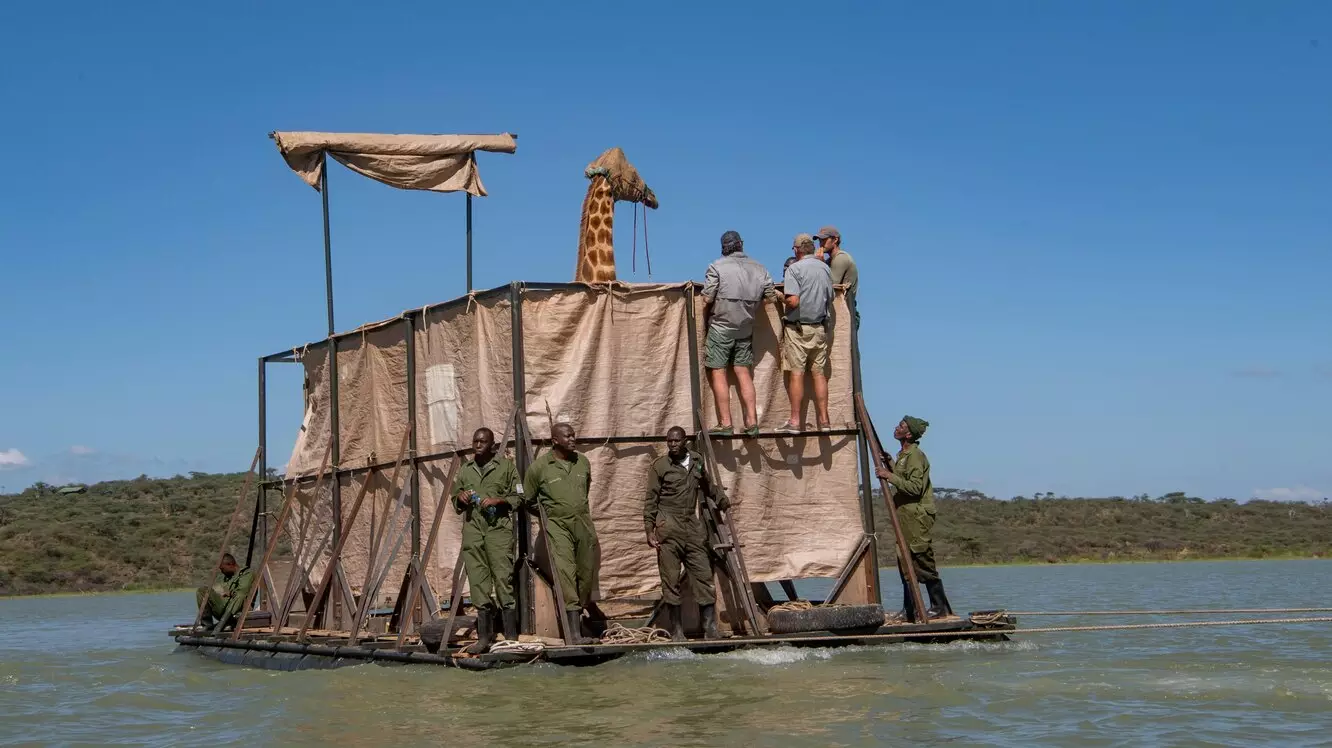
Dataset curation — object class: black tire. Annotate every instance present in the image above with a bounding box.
[766,604,884,635]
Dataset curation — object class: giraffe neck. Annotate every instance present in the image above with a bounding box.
[575,176,617,283]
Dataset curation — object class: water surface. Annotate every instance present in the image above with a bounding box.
[3,560,1330,746]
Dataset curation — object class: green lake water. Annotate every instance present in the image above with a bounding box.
[2,560,1330,746]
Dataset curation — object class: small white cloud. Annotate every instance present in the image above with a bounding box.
[0,448,31,470]
[69,445,96,455]
[1252,486,1326,502]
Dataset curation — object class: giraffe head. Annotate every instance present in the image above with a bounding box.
[576,147,658,283]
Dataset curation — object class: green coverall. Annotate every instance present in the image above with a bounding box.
[644,450,723,606]
[195,566,255,628]
[886,443,939,584]
[455,455,521,610]
[524,450,599,611]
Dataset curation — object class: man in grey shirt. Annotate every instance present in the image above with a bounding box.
[702,230,779,437]
[778,233,833,433]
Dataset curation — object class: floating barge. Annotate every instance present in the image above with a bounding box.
[172,131,1014,671]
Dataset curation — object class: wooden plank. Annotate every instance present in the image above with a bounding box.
[779,580,800,602]
[191,448,261,631]
[231,443,331,638]
[392,456,461,646]
[855,394,928,622]
[270,451,338,631]
[298,430,410,641]
[826,536,874,605]
[694,412,765,635]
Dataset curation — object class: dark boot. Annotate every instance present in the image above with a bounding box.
[890,580,920,623]
[565,609,589,645]
[926,580,954,618]
[465,606,495,654]
[663,603,685,642]
[699,603,720,640]
[501,608,519,642]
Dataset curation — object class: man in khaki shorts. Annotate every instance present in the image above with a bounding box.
[778,233,833,433]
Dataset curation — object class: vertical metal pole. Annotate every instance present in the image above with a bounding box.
[465,191,474,292]
[405,315,420,560]
[847,293,880,606]
[509,282,531,633]
[322,153,336,337]
[321,154,344,624]
[257,357,268,608]
[683,284,705,434]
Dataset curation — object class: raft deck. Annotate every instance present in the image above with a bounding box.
[169,612,1018,671]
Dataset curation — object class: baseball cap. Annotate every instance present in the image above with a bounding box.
[812,226,841,241]
[793,232,815,248]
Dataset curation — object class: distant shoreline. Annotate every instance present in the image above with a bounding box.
[2,555,1325,600]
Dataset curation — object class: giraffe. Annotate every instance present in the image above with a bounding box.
[575,147,659,283]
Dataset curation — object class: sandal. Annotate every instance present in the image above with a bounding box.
[709,425,733,436]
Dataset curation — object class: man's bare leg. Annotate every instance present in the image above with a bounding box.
[735,365,758,428]
[812,370,830,427]
[784,370,804,427]
[709,367,733,429]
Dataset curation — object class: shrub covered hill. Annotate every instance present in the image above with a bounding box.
[0,473,1328,596]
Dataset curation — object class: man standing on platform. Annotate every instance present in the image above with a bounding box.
[701,230,780,437]
[195,553,255,633]
[524,421,599,644]
[454,426,522,653]
[813,226,860,330]
[875,415,955,621]
[644,426,724,641]
[778,233,834,433]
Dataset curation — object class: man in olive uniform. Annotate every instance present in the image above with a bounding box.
[195,553,254,633]
[875,415,955,621]
[644,426,725,641]
[813,226,860,330]
[524,421,599,645]
[454,426,522,654]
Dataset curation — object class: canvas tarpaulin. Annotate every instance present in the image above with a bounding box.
[283,282,864,606]
[271,131,518,196]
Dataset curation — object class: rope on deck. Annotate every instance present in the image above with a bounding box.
[599,622,674,644]
[768,600,815,613]
[1006,607,1332,616]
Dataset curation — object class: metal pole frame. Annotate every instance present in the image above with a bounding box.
[319,154,344,625]
[847,291,881,606]
[257,357,268,607]
[405,314,421,562]
[508,282,533,633]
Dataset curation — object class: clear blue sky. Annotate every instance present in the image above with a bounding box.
[1,1,1328,500]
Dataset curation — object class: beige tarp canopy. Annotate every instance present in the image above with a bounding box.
[281,282,866,610]
[270,131,518,196]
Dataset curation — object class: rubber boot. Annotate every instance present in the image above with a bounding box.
[566,609,589,645]
[501,608,519,642]
[465,606,495,654]
[699,603,720,640]
[891,580,920,623]
[926,579,954,619]
[663,603,685,642]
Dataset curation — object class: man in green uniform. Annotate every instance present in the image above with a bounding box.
[875,415,955,621]
[195,553,254,633]
[813,226,860,330]
[524,421,599,645]
[454,426,522,654]
[644,426,725,641]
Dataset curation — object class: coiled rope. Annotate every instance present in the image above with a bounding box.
[768,600,815,613]
[599,622,674,644]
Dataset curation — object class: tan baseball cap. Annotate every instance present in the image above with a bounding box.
[793,232,815,249]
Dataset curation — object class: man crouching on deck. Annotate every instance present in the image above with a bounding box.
[644,426,725,641]
[455,427,522,654]
[875,415,956,622]
[195,553,254,633]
